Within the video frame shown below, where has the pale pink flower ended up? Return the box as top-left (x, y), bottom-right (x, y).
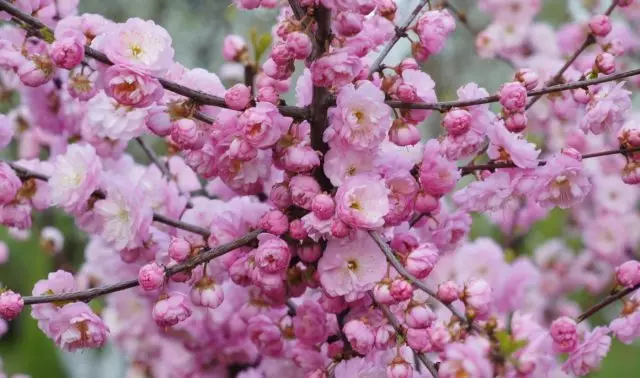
top-left (224, 83), bottom-right (251, 110)
top-left (190, 278), bottom-right (224, 309)
top-left (310, 52), bottom-right (362, 88)
top-left (152, 292), bottom-right (192, 327)
top-left (255, 233), bottom-right (290, 273)
top-left (453, 171), bottom-right (523, 213)
top-left (487, 120), bottom-right (540, 168)
top-left (323, 147), bottom-right (377, 187)
top-left (293, 300), bottom-right (328, 346)
top-left (98, 17), bottom-right (174, 75)
top-left (0, 162), bottom-right (21, 205)
top-left (610, 311), bottom-right (640, 344)
top-left (562, 327), bottom-right (611, 376)
top-left (580, 83), bottom-right (631, 135)
top-left (83, 92), bottom-right (147, 141)
top-left (325, 81), bottom-right (391, 150)
top-left (400, 69), bottom-right (437, 123)
top-left (239, 102), bottom-right (293, 149)
top-left (49, 30), bottom-right (85, 70)
top-left (31, 270), bottom-right (77, 329)
top-left (335, 174), bottom-right (390, 230)
top-left (498, 81), bottom-right (527, 113)
top-left (343, 319), bottom-right (374, 355)
top-left (415, 9), bottom-right (456, 56)
top-left (50, 143), bottom-right (102, 215)
top-left (317, 231), bottom-right (387, 300)
top-left (247, 314), bottom-right (284, 357)
top-left (94, 180), bottom-right (152, 250)
top-left (40, 227), bottom-right (64, 254)
top-left (419, 139), bottom-right (460, 197)
top-left (439, 336), bottom-right (493, 378)
top-left (47, 302), bottom-right (108, 351)
top-left (222, 34), bottom-right (247, 62)
top-left (103, 64), bottom-right (163, 108)
top-left (534, 153), bottom-right (591, 209)
top-left (615, 260), bottom-right (640, 288)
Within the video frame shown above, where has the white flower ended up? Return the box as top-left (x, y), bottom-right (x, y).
top-left (84, 92), bottom-right (147, 141)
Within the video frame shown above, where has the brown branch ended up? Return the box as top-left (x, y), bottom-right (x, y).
top-left (288, 0), bottom-right (305, 20)
top-left (368, 0), bottom-right (431, 76)
top-left (22, 229), bottom-right (262, 305)
top-left (577, 283), bottom-right (640, 323)
top-left (7, 161), bottom-right (211, 237)
top-left (460, 146), bottom-right (640, 175)
top-left (309, 4), bottom-right (333, 191)
top-left (135, 137), bottom-right (171, 178)
top-left (369, 292), bottom-right (440, 378)
top-left (525, 0), bottom-right (620, 110)
top-left (0, 0), bottom-right (309, 121)
top-left (368, 231), bottom-right (482, 333)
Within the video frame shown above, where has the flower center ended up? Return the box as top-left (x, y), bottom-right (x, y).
top-left (349, 200), bottom-right (362, 211)
top-left (347, 260), bottom-right (358, 271)
top-left (130, 44), bottom-right (143, 58)
top-left (353, 110), bottom-right (365, 124)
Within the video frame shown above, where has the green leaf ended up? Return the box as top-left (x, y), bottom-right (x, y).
top-left (254, 33), bottom-right (272, 63)
top-left (495, 330), bottom-right (529, 358)
top-left (39, 27), bottom-right (55, 43)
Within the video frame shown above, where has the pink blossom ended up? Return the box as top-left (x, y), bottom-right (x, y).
top-left (343, 319), bottom-right (374, 355)
top-left (312, 193), bottom-right (335, 220)
top-left (259, 209), bottom-right (289, 236)
top-left (310, 52), bottom-right (362, 88)
top-left (419, 140), bottom-right (460, 197)
top-left (293, 300), bottom-right (328, 346)
top-left (405, 304), bottom-right (436, 329)
top-left (224, 84), bottom-right (252, 111)
top-left (406, 243), bottom-right (439, 279)
top-left (443, 108), bottom-right (472, 136)
top-left (68, 69), bottom-right (99, 100)
top-left (84, 92), bottom-right (147, 141)
top-left (317, 231), bottom-right (387, 300)
top-left (50, 144), bottom-right (102, 215)
top-left (0, 162), bottom-right (21, 205)
top-left (333, 11), bottom-right (363, 37)
top-left (580, 83), bottom-right (631, 135)
top-left (437, 281), bottom-right (461, 304)
top-left (18, 52), bottom-right (55, 87)
top-left (168, 236), bottom-right (191, 262)
top-left (222, 35), bottom-right (247, 62)
top-left (49, 31), bottom-right (85, 70)
top-left (290, 175), bottom-right (321, 210)
top-left (589, 15), bottom-right (612, 37)
top-left (0, 290), bottom-right (23, 320)
top-left (515, 68), bottom-right (539, 90)
top-left (98, 18), bottom-right (174, 75)
top-left (190, 278), bottom-right (224, 309)
top-left (387, 357), bottom-right (412, 378)
top-left (498, 81), bottom-right (527, 113)
top-left (47, 302), bottom-right (108, 351)
top-left (415, 9), bottom-right (456, 56)
top-left (464, 279), bottom-right (492, 319)
top-left (562, 327), bottom-right (611, 376)
top-left (440, 337), bottom-right (493, 378)
top-left (595, 52), bottom-right (615, 75)
top-left (407, 327), bottom-right (431, 353)
top-left (534, 153), bottom-right (591, 209)
top-left (285, 32), bottom-right (312, 60)
top-left (248, 314), bottom-right (284, 356)
top-left (255, 233), bottom-right (290, 273)
top-left (138, 262), bottom-right (165, 291)
top-left (390, 278), bottom-right (413, 301)
top-left (610, 311), bottom-right (640, 344)
top-left (335, 174), bottom-right (390, 230)
top-left (550, 316), bottom-right (578, 353)
top-left (103, 64), bottom-right (164, 108)
top-left (152, 292), bottom-right (192, 327)
top-left (171, 119), bottom-right (205, 150)
top-left (389, 120), bottom-right (421, 147)
top-left (400, 69), bottom-right (437, 123)
top-left (616, 260), bottom-right (640, 288)
top-left (239, 102), bottom-right (293, 149)
top-left (325, 81), bottom-right (391, 150)
top-left (487, 120), bottom-right (540, 168)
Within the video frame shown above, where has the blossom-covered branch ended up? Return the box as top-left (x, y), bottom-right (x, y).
top-left (21, 229), bottom-right (262, 305)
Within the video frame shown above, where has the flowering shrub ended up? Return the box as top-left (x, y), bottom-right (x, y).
top-left (0, 0), bottom-right (639, 377)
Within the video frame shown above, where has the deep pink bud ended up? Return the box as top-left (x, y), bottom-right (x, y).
top-left (50, 34), bottom-right (85, 70)
top-left (152, 292), bottom-right (192, 327)
top-left (373, 282), bottom-right (395, 304)
top-left (271, 42), bottom-right (294, 66)
top-left (390, 278), bottom-right (413, 301)
top-left (616, 260), bottom-right (640, 288)
top-left (257, 86), bottom-right (279, 104)
top-left (389, 121), bottom-right (421, 146)
top-left (343, 319), bottom-right (375, 355)
top-left (334, 11), bottom-right (363, 37)
top-left (414, 192), bottom-right (439, 213)
top-left (498, 82), bottom-right (527, 113)
top-left (387, 357), bottom-right (413, 378)
top-left (397, 58), bottom-right (420, 73)
top-left (595, 52), bottom-right (615, 75)
top-left (263, 58), bottom-right (294, 80)
top-left (0, 290), bottom-right (23, 320)
top-left (550, 316), bottom-right (578, 353)
top-left (443, 108), bottom-right (472, 136)
top-left (146, 105), bottom-right (174, 137)
top-left (561, 147), bottom-right (582, 161)
top-left (190, 278), bottom-right (224, 309)
top-left (138, 262), bottom-right (165, 291)
top-left (514, 68), bottom-right (539, 91)
top-left (224, 84), bottom-right (252, 110)
top-left (255, 234), bottom-right (290, 273)
top-left (406, 327), bottom-right (431, 352)
top-left (104, 64), bottom-right (163, 108)
top-left (169, 237), bottom-right (191, 263)
top-left (622, 162), bottom-right (640, 184)
top-left (405, 304), bottom-right (436, 329)
top-left (171, 119), bottom-right (204, 150)
top-left (589, 15), bottom-right (612, 37)
top-left (395, 82), bottom-right (417, 103)
top-left (504, 112), bottom-right (527, 133)
top-left (259, 209), bottom-right (289, 235)
top-left (406, 243), bottom-right (439, 279)
top-left (437, 280), bottom-right (461, 304)
top-left (290, 175), bottom-right (321, 210)
top-left (18, 54), bottom-right (55, 87)
top-left (297, 243), bottom-right (322, 263)
top-left (312, 193), bottom-right (335, 220)
top-left (285, 32), bottom-right (312, 60)
top-left (330, 218), bottom-right (350, 238)
top-left (390, 233), bottom-right (419, 255)
top-left (289, 219), bottom-right (308, 240)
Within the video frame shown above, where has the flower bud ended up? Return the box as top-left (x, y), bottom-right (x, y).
top-left (50, 33), bottom-right (85, 70)
top-left (312, 193), bottom-right (335, 220)
top-left (464, 278), bottom-right (492, 319)
top-left (589, 15), bottom-right (612, 37)
top-left (289, 219), bottom-right (308, 240)
top-left (406, 243), bottom-right (439, 279)
top-left (222, 35), bottom-right (247, 62)
top-left (443, 108), bottom-right (472, 136)
top-left (285, 32), bottom-right (312, 60)
top-left (514, 68), bottom-right (539, 90)
top-left (169, 237), bottom-right (191, 263)
top-left (330, 218), bottom-right (350, 238)
top-left (0, 290), bottom-right (23, 320)
top-left (373, 282), bottom-right (395, 304)
top-left (375, 324), bottom-right (395, 349)
top-left (437, 280), bottom-right (461, 303)
top-left (171, 119), bottom-right (204, 150)
top-left (550, 316), bottom-right (578, 353)
top-left (255, 235), bottom-right (290, 273)
top-left (616, 260), bottom-right (640, 288)
top-left (343, 319), bottom-right (374, 355)
top-left (152, 292), bottom-right (192, 327)
top-left (224, 83), bottom-right (252, 110)
top-left (414, 192), bottom-right (439, 214)
top-left (389, 120), bottom-right (421, 146)
top-left (396, 82), bottom-right (418, 102)
top-left (138, 262), bottom-right (165, 291)
top-left (595, 52), bottom-right (615, 75)
top-left (257, 86), bottom-right (280, 104)
top-left (498, 81), bottom-right (527, 113)
top-left (259, 209), bottom-right (289, 235)
top-left (190, 278), bottom-right (224, 309)
top-left (406, 327), bottom-right (431, 352)
top-left (18, 53), bottom-right (55, 87)
top-left (504, 111), bottom-right (527, 133)
top-left (390, 278), bottom-right (413, 301)
top-left (405, 304), bottom-right (436, 329)
top-left (334, 11), bottom-right (364, 37)
top-left (297, 243), bottom-right (322, 263)
top-left (271, 42), bottom-right (294, 66)
top-left (387, 356), bottom-right (413, 378)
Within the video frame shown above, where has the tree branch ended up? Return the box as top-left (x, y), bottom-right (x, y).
top-left (369, 231), bottom-right (483, 333)
top-left (368, 0), bottom-right (431, 76)
top-left (22, 229), bottom-right (262, 305)
top-left (6, 161), bottom-right (211, 237)
top-left (525, 0), bottom-right (620, 110)
top-left (369, 292), bottom-right (440, 378)
top-left (0, 0), bottom-right (309, 121)
top-left (288, 0), bottom-right (305, 20)
top-left (577, 283), bottom-right (640, 324)
top-left (460, 146), bottom-right (640, 175)
top-left (135, 137), bottom-right (171, 178)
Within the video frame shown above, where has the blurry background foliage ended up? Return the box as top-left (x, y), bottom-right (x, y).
top-left (0, 0), bottom-right (637, 377)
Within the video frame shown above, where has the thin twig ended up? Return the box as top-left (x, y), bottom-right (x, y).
top-left (368, 231), bottom-right (483, 333)
top-left (22, 229), bottom-right (262, 305)
top-left (0, 0), bottom-right (309, 121)
top-left (6, 161), bottom-right (211, 237)
top-left (577, 283), bottom-right (640, 323)
top-left (368, 0), bottom-right (431, 76)
top-left (135, 137), bottom-right (171, 178)
top-left (369, 292), bottom-right (440, 378)
top-left (460, 146), bottom-right (640, 175)
top-left (525, 0), bottom-right (619, 110)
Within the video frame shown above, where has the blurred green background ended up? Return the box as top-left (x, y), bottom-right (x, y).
top-left (1, 0), bottom-right (639, 377)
